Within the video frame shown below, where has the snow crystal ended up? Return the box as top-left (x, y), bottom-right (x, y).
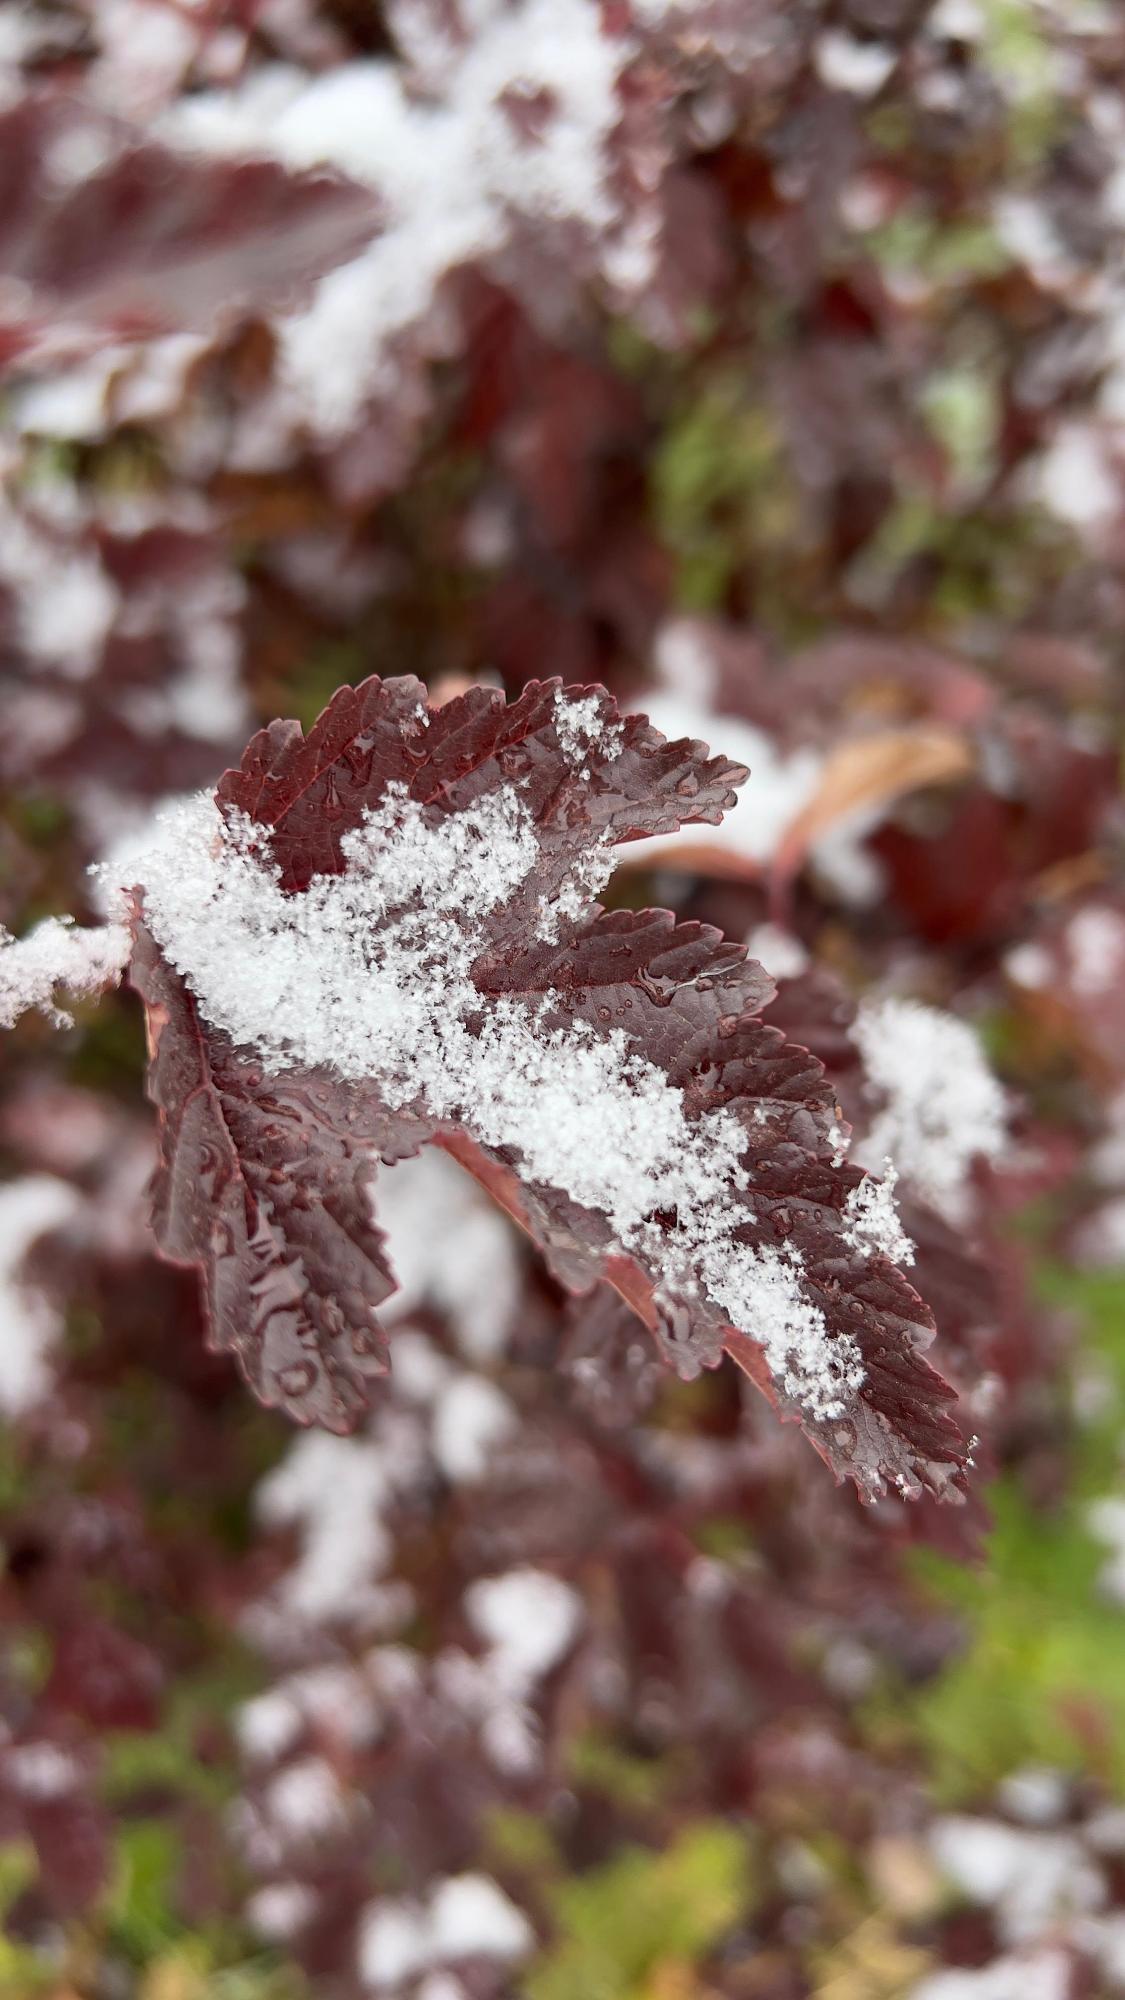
top-left (852, 999), bottom-right (1008, 1224)
top-left (110, 780), bottom-right (866, 1420)
top-left (1090, 1090), bottom-right (1125, 1187)
top-left (0, 915), bottom-right (131, 1030)
top-left (238, 1688), bottom-right (305, 1765)
top-left (365, 1644), bottom-right (423, 1704)
top-left (428, 1568), bottom-right (584, 1778)
top-left (114, 332), bottom-right (211, 431)
top-left (839, 172), bottom-right (892, 233)
top-left (164, 598), bottom-right (250, 746)
top-left (537, 832), bottom-right (617, 941)
top-left (367, 1327), bottom-right (516, 1485)
top-left (1085, 1916), bottom-right (1125, 1987)
top-left (480, 1701), bottom-right (541, 1775)
top-left (994, 194), bottom-right (1074, 292)
top-left (809, 811), bottom-right (888, 908)
top-left (1077, 1195), bottom-right (1125, 1268)
top-left (87, 0), bottom-right (199, 120)
top-left (552, 688), bottom-right (624, 772)
top-left (1087, 1808), bottom-right (1125, 1854)
top-left (10, 351), bottom-right (126, 439)
top-left (843, 1163), bottom-right (915, 1266)
top-left (389, 1328), bottom-right (454, 1406)
top-left (821, 1636), bottom-right (877, 1700)
top-left (928, 0), bottom-right (985, 37)
top-left (0, 1176), bottom-right (81, 1414)
top-left (416, 1975), bottom-right (467, 2000)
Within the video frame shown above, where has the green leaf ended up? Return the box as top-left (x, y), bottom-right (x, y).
top-left (902, 1263), bottom-right (1125, 1800)
top-left (105, 1820), bottom-right (184, 1961)
top-left (527, 1822), bottom-right (751, 2000)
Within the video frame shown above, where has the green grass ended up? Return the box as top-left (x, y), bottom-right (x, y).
top-left (527, 1822), bottom-right (752, 2000)
top-left (903, 1265), bottom-right (1125, 1800)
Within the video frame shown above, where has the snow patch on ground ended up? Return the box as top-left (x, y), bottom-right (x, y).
top-left (432, 1566), bottom-right (583, 1777)
top-left (745, 922), bottom-right (810, 981)
top-left (432, 1374), bottom-right (517, 1484)
top-left (928, 1815), bottom-right (1105, 1945)
top-left (465, 1567), bottom-right (582, 1686)
top-left (359, 1872), bottom-right (533, 1989)
top-left (3, 1740), bottom-right (82, 1799)
top-left (252, 1426), bottom-right (414, 1628)
top-left (1065, 906), bottom-right (1125, 998)
top-left (0, 494), bottom-right (119, 675)
top-left (0, 1176), bottom-right (82, 1414)
top-left (265, 1754), bottom-right (349, 1839)
top-left (246, 1880), bottom-right (318, 1941)
top-left (1032, 422), bottom-right (1120, 529)
top-left (238, 1663), bottom-right (381, 1765)
top-left (852, 999), bottom-right (1008, 1224)
top-left (815, 31), bottom-right (895, 97)
top-left (912, 1950), bottom-right (1072, 2000)
top-left (373, 1149), bottom-right (520, 1363)
top-left (1087, 1495), bottom-right (1125, 1604)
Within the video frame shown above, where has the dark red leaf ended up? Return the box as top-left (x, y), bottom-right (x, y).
top-left (138, 677), bottom-right (966, 1500)
top-left (130, 924), bottom-right (429, 1431)
top-left (0, 92), bottom-right (379, 369)
top-left (23, 1791), bottom-right (111, 1917)
top-left (44, 1618), bottom-right (163, 1733)
top-left (216, 674), bottom-right (748, 896)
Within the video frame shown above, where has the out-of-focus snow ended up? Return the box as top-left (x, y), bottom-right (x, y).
top-left (0, 1176), bottom-right (81, 1414)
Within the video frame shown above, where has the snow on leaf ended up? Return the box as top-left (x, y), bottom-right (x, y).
top-left (129, 923), bottom-right (429, 1430)
top-left (160, 1), bottom-right (653, 438)
top-left (214, 675), bottom-right (747, 900)
top-left (843, 1161), bottom-right (915, 1267)
top-left (0, 91), bottom-right (379, 372)
top-left (0, 916), bottom-right (131, 1029)
top-left (123, 676), bottom-right (967, 1501)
